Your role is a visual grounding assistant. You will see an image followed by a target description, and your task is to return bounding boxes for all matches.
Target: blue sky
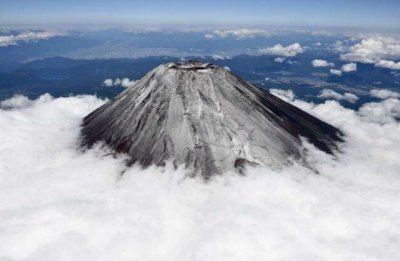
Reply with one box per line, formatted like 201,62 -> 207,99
0,0 -> 399,29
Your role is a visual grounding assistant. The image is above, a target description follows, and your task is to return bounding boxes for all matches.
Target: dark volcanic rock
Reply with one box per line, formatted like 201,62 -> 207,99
81,61 -> 343,178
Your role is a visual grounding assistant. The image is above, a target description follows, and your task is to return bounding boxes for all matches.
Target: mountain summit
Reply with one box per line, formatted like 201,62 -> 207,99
81,61 -> 342,178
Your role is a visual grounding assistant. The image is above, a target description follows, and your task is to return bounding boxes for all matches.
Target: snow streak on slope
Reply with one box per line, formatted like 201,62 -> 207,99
0,94 -> 399,261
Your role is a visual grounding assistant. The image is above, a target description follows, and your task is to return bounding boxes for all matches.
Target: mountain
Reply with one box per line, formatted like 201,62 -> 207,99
81,61 -> 343,178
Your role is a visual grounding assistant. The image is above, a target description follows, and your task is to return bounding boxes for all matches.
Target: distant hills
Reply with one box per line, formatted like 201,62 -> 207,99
0,55 -> 398,110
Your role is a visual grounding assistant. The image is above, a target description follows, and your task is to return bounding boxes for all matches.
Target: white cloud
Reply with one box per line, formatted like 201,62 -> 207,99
0,94 -> 400,261
260,43 -> 304,57
342,93 -> 360,103
341,37 -> 400,64
358,98 -> 400,124
328,63 -> 357,76
375,60 -> 400,70
103,79 -> 114,87
370,89 -> 400,99
0,31 -> 66,47
0,95 -> 34,109
311,59 -> 334,67
269,89 -> 295,101
341,63 -> 357,72
120,78 -> 136,88
318,89 -> 343,100
274,57 -> 286,63
0,93 -> 53,109
318,89 -> 359,103
113,78 -> 122,85
211,54 -> 229,60
341,37 -> 400,70
330,69 -> 342,76
103,78 -> 137,88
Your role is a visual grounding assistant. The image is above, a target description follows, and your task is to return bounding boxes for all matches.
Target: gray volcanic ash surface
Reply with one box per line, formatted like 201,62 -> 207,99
81,61 -> 342,178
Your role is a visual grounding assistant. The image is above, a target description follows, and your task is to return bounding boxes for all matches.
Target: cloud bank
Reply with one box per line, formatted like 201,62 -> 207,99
0,94 -> 399,261
260,43 -> 304,57
0,31 -> 66,47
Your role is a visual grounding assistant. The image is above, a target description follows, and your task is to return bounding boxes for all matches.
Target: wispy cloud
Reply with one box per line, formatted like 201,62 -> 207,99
0,30 -> 66,47
274,57 -> 286,63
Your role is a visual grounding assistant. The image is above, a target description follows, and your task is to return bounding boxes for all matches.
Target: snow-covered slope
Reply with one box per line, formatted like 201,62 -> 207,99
81,61 -> 342,178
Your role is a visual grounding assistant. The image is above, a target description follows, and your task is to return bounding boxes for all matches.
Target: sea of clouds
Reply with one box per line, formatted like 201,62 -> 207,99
0,93 -> 399,261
